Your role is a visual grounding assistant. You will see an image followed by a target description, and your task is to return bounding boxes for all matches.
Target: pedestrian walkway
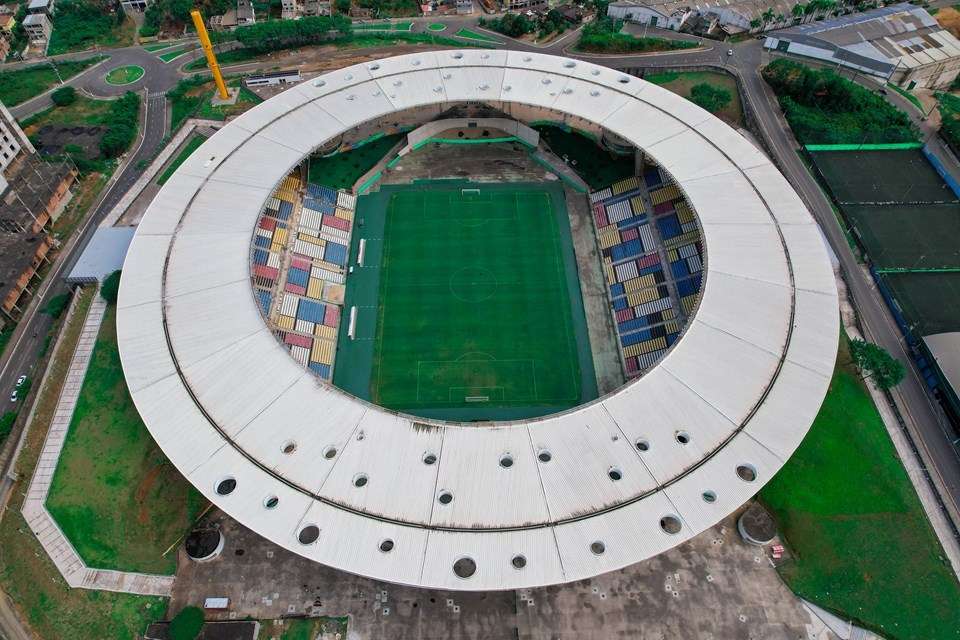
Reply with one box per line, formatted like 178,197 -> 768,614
21,292 -> 174,597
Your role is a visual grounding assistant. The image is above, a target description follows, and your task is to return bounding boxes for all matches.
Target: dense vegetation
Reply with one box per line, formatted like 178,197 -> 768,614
169,607 -> 204,640
762,59 -> 918,144
99,93 -> 140,158
47,0 -> 127,55
50,86 -> 77,107
481,9 -> 570,39
141,0 -> 232,37
938,92 -> 960,154
689,82 -> 731,114
100,270 -> 121,304
577,18 -> 696,54
354,0 -> 420,16
0,57 -> 101,106
234,14 -> 352,52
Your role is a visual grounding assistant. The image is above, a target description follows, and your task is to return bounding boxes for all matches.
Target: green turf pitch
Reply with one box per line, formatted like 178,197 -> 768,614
335,182 -> 597,421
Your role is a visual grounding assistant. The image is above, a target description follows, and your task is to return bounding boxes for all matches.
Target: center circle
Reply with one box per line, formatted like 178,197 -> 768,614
449,266 -> 497,303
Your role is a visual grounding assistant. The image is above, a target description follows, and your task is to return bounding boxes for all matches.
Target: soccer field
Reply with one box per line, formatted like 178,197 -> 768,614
336,181 -> 597,421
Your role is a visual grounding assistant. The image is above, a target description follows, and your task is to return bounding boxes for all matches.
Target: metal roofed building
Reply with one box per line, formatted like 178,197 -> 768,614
764,3 -> 960,89
608,0 -> 811,35
118,50 -> 839,591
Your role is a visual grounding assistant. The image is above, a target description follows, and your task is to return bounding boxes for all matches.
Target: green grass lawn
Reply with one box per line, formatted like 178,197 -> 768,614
645,70 -> 745,128
761,337 -> 960,639
0,57 -> 102,106
0,287 -> 166,640
159,47 -> 192,63
105,65 -> 144,86
157,134 -> 206,185
306,134 -> 402,190
143,41 -> 178,52
47,15 -> 135,56
352,20 -> 413,30
534,125 -> 635,190
46,305 -> 205,575
454,27 -> 501,43
258,617 -> 348,640
360,183 -> 595,419
427,23 -> 447,31
182,47 -> 259,71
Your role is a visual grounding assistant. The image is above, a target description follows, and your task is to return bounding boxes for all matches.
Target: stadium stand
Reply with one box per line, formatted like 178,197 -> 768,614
590,167 -> 704,376
250,171 -> 355,380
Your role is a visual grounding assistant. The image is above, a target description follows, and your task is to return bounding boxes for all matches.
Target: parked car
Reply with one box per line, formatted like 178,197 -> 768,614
9,389 -> 17,403
15,375 -> 26,387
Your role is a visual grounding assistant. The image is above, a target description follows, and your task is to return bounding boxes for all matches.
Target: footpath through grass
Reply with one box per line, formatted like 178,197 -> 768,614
761,337 -> 960,639
46,304 -> 205,575
157,134 -> 206,185
0,288 -> 167,640
306,133 -> 402,190
0,57 -> 102,106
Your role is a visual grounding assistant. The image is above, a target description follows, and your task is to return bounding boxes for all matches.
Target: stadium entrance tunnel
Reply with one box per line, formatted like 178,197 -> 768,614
119,50 -> 839,591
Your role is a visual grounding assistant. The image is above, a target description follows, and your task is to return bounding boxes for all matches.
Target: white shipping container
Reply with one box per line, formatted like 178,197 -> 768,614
590,188 -> 612,204
681,221 -> 698,234
295,319 -> 315,334
264,197 -> 281,211
614,261 -> 638,282
635,296 -> 672,317
255,227 -> 272,239
267,252 -> 282,269
289,344 -> 310,366
299,209 -> 323,234
281,295 -> 299,317
293,239 -> 325,260
636,348 -> 665,369
687,255 -> 702,273
678,243 -> 698,259
638,224 -> 655,251
320,227 -> 349,243
606,200 -> 632,223
337,191 -> 357,210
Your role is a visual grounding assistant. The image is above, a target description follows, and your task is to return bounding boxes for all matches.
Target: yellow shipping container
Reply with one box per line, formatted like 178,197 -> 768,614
307,278 -> 323,300
274,227 -> 288,245
315,324 -> 337,339
276,315 -> 295,330
312,339 -> 334,365
603,262 -> 616,285
630,196 -> 646,214
334,207 -> 354,220
299,233 -> 324,246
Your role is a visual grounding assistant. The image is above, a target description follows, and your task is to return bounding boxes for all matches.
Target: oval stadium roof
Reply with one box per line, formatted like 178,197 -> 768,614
117,50 -> 839,591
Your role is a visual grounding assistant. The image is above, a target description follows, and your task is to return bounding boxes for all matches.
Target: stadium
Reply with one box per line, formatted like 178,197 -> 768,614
117,50 -> 839,591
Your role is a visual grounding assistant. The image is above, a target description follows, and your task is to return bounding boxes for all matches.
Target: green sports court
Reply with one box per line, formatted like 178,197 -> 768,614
334,180 -> 598,421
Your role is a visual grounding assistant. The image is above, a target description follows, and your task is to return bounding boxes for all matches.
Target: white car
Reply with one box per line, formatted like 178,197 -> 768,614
9,389 -> 17,403
15,375 -> 26,387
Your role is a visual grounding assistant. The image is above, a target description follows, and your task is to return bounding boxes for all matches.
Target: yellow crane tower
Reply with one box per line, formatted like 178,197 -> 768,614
190,9 -> 229,100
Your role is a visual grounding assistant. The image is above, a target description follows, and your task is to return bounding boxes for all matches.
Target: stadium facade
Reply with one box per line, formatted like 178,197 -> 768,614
118,50 -> 839,590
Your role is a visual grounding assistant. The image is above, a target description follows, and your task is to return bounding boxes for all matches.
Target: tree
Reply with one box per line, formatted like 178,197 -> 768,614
168,606 -> 204,640
689,83 -> 732,113
849,338 -> 906,390
100,270 -> 121,304
334,0 -> 350,13
51,86 -> 77,107
792,3 -> 806,21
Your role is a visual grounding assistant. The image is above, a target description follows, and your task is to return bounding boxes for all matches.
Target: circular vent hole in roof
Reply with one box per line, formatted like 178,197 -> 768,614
538,450 -> 552,463
298,525 -> 320,545
215,478 -> 236,496
676,431 -> 690,445
737,464 -> 757,482
412,59 -> 421,66
282,440 -> 297,455
379,539 -> 394,553
438,490 -> 453,505
368,63 -> 380,70
702,490 -> 717,504
608,467 -> 623,481
636,439 -> 650,452
315,79 -> 326,87
563,60 -> 576,68
453,557 -> 476,578
263,495 -> 279,509
590,541 -> 605,555
452,52 -> 463,59
423,452 -> 437,465
590,90 -> 600,97
523,55 -> 532,62
660,515 -> 682,535
512,554 -> 527,569
353,473 -> 369,488
618,76 -> 631,83
323,446 -> 337,460
499,454 -> 513,468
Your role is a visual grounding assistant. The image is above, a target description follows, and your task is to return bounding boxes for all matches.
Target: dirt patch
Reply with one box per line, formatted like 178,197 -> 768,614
937,7 -> 960,38
134,462 -> 164,525
34,125 -> 105,159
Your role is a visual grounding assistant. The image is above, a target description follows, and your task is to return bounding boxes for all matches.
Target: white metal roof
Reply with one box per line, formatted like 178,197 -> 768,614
118,50 -> 839,591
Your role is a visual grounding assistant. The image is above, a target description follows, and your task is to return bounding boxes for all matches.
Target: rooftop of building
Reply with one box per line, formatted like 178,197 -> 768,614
0,154 -> 74,231
0,230 -> 46,305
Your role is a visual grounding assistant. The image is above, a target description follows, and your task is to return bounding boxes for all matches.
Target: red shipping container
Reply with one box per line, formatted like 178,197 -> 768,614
621,227 -> 639,242
259,216 -> 276,231
285,282 -> 307,295
638,253 -> 660,269
616,308 -> 634,323
625,357 -> 639,373
593,205 -> 608,227
291,256 -> 311,271
285,333 -> 313,349
254,264 -> 279,279
653,201 -> 674,215
323,304 -> 340,327
322,215 -> 351,232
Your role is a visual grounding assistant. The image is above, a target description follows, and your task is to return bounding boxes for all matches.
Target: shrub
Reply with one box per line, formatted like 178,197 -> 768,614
100,270 -> 121,304
577,18 -> 696,53
43,293 -> 71,319
484,12 -> 536,38
689,83 -> 731,114
51,86 -> 77,107
168,606 -> 204,640
234,14 -> 352,53
99,91 -> 140,158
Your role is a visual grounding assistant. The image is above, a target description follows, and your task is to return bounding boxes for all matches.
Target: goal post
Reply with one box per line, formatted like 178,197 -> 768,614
461,188 -> 481,199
